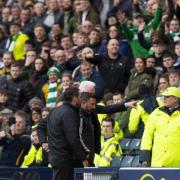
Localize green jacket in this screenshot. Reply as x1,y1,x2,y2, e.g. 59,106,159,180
125,69,153,100
120,6,162,58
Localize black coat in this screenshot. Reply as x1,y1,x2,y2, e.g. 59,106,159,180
79,109,101,165
86,54,131,93
0,133,31,166
37,102,127,166
39,103,86,168
0,76,34,111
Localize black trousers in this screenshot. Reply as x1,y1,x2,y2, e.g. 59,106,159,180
52,160,83,180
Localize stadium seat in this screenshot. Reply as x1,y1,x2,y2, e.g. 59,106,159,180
119,138,132,155
120,156,134,167
131,155,141,167
111,156,123,167
129,139,141,155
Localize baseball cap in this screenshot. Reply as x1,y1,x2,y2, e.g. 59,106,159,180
0,108,13,118
161,87,180,98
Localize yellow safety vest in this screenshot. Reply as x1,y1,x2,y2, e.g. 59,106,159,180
21,145,43,167
94,135,122,167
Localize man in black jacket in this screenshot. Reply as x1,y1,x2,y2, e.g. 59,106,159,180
79,92,101,166
0,62,34,112
39,87,88,180
83,39,131,93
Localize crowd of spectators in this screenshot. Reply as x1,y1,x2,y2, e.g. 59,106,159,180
0,0,179,171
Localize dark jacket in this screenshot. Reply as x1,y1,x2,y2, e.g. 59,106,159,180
37,102,127,166
0,133,31,166
86,54,131,93
79,108,101,165
0,76,34,111
40,103,86,168
29,69,48,98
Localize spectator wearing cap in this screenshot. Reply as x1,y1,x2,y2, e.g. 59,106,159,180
140,86,180,167
42,66,61,107
5,22,29,61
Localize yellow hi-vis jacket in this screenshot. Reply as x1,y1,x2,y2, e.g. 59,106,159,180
98,103,123,141
21,145,43,167
6,33,29,61
141,107,180,167
94,135,122,167
128,98,164,134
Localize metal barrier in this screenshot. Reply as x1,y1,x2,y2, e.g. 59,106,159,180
74,167,180,180
74,167,119,180
0,167,53,180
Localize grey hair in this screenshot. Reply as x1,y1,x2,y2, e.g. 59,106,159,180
79,81,96,93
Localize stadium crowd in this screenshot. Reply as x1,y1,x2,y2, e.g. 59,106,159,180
0,0,179,179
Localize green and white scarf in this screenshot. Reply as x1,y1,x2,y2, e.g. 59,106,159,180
46,82,59,108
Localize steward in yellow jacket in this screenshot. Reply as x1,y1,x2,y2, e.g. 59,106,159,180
94,117,122,167
5,22,29,61
128,97,164,137
22,129,48,167
128,85,164,138
98,103,123,141
140,87,180,167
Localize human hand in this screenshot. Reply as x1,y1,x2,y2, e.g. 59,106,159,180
142,161,149,167
0,131,6,139
25,57,34,67
82,160,89,167
42,143,49,152
125,100,138,108
10,124,16,136
65,49,74,61
82,47,94,59
138,22,146,32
